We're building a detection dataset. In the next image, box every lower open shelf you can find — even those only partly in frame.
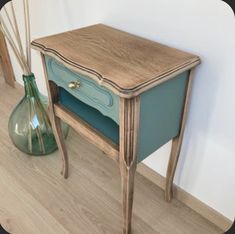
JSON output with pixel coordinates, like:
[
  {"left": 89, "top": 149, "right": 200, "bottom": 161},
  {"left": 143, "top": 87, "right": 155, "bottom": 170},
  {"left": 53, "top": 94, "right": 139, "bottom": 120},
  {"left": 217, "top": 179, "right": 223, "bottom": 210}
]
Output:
[{"left": 59, "top": 87, "right": 119, "bottom": 145}]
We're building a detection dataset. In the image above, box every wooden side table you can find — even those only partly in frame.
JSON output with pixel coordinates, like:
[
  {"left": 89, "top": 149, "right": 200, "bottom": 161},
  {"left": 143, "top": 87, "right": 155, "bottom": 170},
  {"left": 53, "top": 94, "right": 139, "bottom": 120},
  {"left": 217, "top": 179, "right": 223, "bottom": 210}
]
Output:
[{"left": 32, "top": 24, "right": 200, "bottom": 234}]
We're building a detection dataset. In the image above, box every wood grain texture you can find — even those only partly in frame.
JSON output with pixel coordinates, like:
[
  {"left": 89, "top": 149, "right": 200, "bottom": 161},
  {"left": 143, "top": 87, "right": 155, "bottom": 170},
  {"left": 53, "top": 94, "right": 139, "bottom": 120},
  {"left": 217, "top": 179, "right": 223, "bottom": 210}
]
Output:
[
  {"left": 119, "top": 97, "right": 140, "bottom": 234},
  {"left": 165, "top": 68, "right": 195, "bottom": 202},
  {"left": 31, "top": 24, "right": 200, "bottom": 97},
  {"left": 32, "top": 25, "right": 204, "bottom": 233},
  {"left": 0, "top": 30, "right": 15, "bottom": 87},
  {"left": 49, "top": 82, "right": 69, "bottom": 179},
  {"left": 0, "top": 75, "right": 223, "bottom": 234},
  {"left": 41, "top": 54, "right": 69, "bottom": 178}
]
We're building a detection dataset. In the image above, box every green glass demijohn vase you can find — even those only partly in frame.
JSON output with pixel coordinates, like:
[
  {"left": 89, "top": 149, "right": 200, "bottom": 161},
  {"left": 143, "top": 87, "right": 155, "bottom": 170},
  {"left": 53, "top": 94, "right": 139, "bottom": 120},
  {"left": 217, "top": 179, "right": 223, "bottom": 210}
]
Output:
[
  {"left": 8, "top": 73, "right": 65, "bottom": 155},
  {"left": 0, "top": 1, "right": 69, "bottom": 155}
]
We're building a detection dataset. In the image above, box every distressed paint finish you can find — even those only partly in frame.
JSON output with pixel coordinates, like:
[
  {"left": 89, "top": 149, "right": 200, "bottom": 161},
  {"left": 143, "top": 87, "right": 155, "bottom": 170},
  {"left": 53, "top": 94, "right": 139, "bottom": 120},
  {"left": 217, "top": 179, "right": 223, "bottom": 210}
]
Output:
[
  {"left": 45, "top": 56, "right": 119, "bottom": 124},
  {"left": 138, "top": 72, "right": 189, "bottom": 162},
  {"left": 119, "top": 97, "right": 140, "bottom": 234},
  {"left": 56, "top": 72, "right": 189, "bottom": 164},
  {"left": 32, "top": 24, "right": 200, "bottom": 234}
]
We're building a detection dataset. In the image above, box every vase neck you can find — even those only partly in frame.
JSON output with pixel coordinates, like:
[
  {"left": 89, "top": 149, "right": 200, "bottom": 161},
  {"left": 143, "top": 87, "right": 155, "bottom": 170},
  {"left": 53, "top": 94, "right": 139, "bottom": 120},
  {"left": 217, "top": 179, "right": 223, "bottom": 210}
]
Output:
[{"left": 23, "top": 74, "right": 40, "bottom": 98}]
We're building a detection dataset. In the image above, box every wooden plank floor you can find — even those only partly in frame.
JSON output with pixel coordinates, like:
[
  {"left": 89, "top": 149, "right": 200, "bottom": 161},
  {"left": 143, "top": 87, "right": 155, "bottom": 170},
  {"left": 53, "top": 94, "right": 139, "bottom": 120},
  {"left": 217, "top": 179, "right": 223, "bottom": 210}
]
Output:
[{"left": 0, "top": 72, "right": 222, "bottom": 234}]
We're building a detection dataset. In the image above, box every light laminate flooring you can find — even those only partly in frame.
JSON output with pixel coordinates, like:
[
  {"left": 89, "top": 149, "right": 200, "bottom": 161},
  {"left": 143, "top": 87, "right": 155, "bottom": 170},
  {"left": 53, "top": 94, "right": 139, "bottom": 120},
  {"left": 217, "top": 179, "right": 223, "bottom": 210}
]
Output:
[{"left": 0, "top": 74, "right": 222, "bottom": 234}]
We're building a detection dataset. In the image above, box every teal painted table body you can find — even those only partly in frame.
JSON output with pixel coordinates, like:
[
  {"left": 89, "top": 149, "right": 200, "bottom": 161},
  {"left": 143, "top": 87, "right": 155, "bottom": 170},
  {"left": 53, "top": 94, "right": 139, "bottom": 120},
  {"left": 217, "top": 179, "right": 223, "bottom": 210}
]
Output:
[
  {"left": 45, "top": 55, "right": 188, "bottom": 163},
  {"left": 32, "top": 24, "right": 200, "bottom": 234}
]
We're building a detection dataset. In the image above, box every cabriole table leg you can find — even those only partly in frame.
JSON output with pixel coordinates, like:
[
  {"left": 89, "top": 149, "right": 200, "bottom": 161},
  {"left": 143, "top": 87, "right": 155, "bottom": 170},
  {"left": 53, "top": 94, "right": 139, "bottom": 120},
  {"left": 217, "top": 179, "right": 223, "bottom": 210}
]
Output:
[
  {"left": 119, "top": 97, "right": 140, "bottom": 234},
  {"left": 165, "top": 69, "right": 195, "bottom": 201}
]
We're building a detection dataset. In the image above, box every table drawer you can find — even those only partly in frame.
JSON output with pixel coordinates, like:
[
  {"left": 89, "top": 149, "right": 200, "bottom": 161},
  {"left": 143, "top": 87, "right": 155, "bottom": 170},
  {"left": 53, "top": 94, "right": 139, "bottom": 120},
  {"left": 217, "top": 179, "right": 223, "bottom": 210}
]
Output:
[{"left": 45, "top": 56, "right": 119, "bottom": 124}]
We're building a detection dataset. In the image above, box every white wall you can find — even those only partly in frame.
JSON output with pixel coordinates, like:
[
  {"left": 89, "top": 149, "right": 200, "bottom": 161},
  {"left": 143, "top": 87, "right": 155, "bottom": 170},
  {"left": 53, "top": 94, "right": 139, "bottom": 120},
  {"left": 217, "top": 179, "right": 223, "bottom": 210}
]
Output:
[{"left": 7, "top": 0, "right": 235, "bottom": 221}]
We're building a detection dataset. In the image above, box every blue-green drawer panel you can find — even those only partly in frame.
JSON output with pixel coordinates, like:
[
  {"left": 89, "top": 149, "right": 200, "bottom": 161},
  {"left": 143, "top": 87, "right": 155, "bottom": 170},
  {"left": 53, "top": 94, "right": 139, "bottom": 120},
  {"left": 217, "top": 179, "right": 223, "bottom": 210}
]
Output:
[
  {"left": 45, "top": 55, "right": 119, "bottom": 124},
  {"left": 59, "top": 88, "right": 119, "bottom": 144},
  {"left": 137, "top": 72, "right": 189, "bottom": 162},
  {"left": 45, "top": 53, "right": 188, "bottom": 161}
]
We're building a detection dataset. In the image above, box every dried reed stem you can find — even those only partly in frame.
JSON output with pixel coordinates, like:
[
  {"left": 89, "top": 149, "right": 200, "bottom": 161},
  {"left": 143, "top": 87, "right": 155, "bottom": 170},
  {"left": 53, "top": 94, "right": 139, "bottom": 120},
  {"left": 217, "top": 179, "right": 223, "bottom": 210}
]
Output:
[
  {"left": 0, "top": 19, "right": 26, "bottom": 72},
  {"left": 28, "top": 99, "right": 33, "bottom": 153},
  {"left": 3, "top": 5, "right": 29, "bottom": 73},
  {"left": 23, "top": 0, "right": 31, "bottom": 70},
  {"left": 10, "top": 2, "right": 27, "bottom": 64},
  {"left": 3, "top": 7, "right": 16, "bottom": 39},
  {"left": 0, "top": 0, "right": 31, "bottom": 75}
]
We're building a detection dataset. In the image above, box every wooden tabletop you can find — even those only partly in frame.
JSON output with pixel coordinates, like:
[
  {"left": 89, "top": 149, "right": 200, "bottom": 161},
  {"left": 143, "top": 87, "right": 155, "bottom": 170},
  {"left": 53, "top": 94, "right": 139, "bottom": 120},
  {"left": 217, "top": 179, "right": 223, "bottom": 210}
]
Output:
[{"left": 32, "top": 24, "right": 200, "bottom": 97}]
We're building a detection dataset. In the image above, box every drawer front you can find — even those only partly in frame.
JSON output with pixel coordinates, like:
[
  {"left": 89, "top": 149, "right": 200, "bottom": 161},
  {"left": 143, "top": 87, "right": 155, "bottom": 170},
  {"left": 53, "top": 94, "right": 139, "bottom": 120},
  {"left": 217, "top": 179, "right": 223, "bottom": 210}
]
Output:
[{"left": 45, "top": 56, "right": 119, "bottom": 124}]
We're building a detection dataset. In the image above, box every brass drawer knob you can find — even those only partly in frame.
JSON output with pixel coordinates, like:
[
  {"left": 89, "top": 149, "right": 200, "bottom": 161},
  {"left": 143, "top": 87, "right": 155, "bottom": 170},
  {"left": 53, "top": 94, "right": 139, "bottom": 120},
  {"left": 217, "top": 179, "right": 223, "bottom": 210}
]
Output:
[{"left": 68, "top": 81, "right": 80, "bottom": 90}]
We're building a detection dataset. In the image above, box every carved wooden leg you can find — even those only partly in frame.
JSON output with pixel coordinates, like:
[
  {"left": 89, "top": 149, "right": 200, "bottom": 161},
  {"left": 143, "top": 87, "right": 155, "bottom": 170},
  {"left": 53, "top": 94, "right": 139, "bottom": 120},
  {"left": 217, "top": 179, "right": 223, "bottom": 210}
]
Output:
[
  {"left": 119, "top": 97, "right": 140, "bottom": 234},
  {"left": 120, "top": 161, "right": 137, "bottom": 234},
  {"left": 165, "top": 69, "right": 195, "bottom": 202},
  {"left": 40, "top": 54, "right": 69, "bottom": 179},
  {"left": 165, "top": 137, "right": 181, "bottom": 201},
  {"left": 51, "top": 114, "right": 69, "bottom": 178},
  {"left": 48, "top": 81, "right": 69, "bottom": 179}
]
